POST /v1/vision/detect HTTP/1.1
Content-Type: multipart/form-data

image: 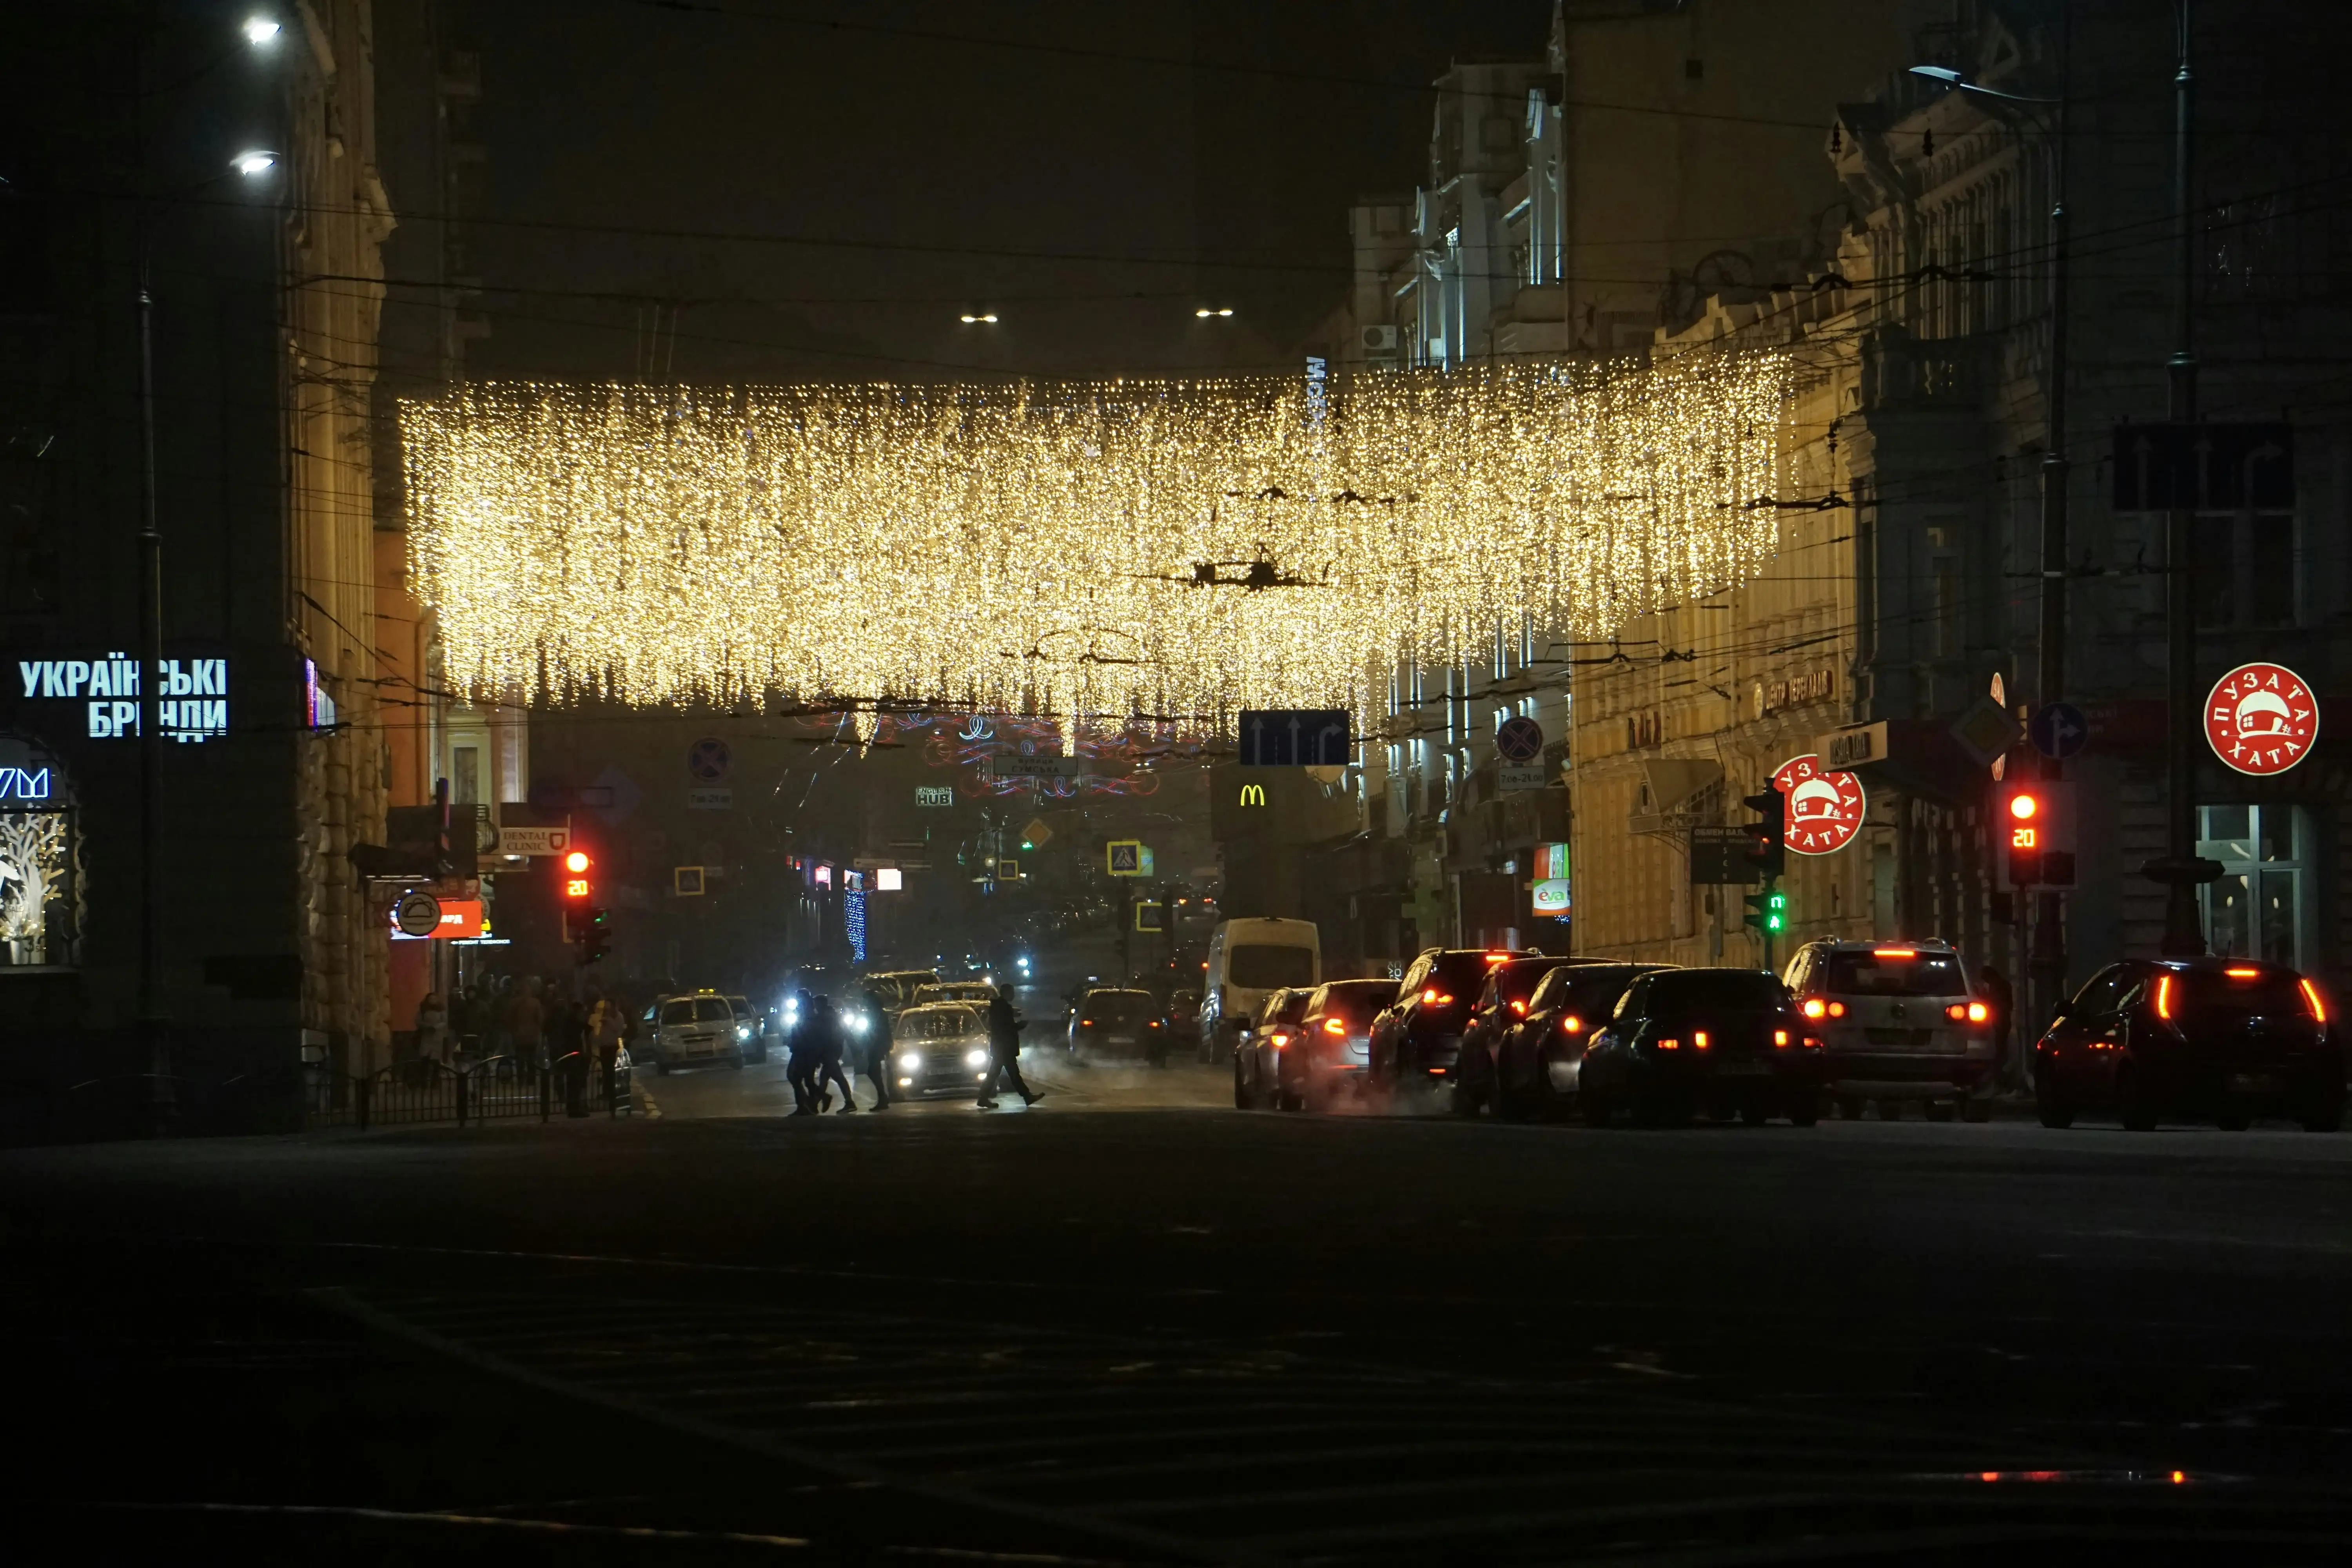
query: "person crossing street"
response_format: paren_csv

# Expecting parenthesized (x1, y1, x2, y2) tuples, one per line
(978, 992, 1040, 1110)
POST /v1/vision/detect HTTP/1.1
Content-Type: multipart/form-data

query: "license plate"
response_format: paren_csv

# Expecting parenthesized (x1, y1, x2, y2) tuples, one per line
(1718, 1062, 1770, 1078)
(2228, 1073, 2280, 1093)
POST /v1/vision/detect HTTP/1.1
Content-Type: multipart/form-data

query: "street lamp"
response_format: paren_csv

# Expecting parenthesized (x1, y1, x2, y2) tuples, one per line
(1194, 307, 1234, 318)
(958, 312, 998, 324)
(242, 16, 282, 46)
(231, 150, 278, 176)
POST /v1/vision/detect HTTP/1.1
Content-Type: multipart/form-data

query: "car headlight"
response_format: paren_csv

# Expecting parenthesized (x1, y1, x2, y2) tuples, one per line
(847, 1014, 868, 1033)
(897, 1051, 922, 1072)
(964, 1047, 988, 1067)
(736, 1025, 751, 1039)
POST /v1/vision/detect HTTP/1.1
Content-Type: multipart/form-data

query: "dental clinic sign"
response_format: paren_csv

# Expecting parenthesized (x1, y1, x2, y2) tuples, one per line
(17, 652, 230, 742)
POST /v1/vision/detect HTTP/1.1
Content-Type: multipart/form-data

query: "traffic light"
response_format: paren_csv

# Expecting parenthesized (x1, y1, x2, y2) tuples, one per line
(560, 849, 592, 938)
(1995, 782, 2076, 889)
(1743, 887, 1788, 936)
(1741, 785, 1786, 879)
(578, 906, 612, 965)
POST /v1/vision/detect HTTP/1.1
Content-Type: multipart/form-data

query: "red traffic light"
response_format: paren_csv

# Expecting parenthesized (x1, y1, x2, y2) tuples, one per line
(562, 848, 592, 900)
(564, 849, 591, 873)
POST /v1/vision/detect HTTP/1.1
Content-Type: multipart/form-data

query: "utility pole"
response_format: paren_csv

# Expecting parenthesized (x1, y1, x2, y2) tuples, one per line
(2153, 0, 2214, 955)
(137, 279, 169, 1131)
(2028, 5, 2076, 1036)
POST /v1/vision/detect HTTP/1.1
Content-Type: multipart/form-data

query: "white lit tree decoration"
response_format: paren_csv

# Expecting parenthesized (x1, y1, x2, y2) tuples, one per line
(0, 810, 65, 960)
(401, 358, 1790, 731)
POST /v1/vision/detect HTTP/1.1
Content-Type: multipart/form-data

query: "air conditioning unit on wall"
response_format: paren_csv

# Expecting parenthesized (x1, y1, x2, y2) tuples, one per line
(1361, 324, 1399, 353)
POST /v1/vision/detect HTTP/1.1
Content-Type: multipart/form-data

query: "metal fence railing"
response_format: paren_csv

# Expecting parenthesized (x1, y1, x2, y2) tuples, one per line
(303, 1050, 632, 1132)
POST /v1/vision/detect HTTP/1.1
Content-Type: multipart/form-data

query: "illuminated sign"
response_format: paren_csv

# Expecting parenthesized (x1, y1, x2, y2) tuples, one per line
(876, 867, 904, 891)
(304, 658, 337, 729)
(1771, 753, 1865, 856)
(17, 652, 230, 742)
(1533, 842, 1569, 880)
(915, 785, 955, 808)
(0, 766, 52, 804)
(387, 897, 485, 941)
(1532, 878, 1570, 916)
(1238, 783, 1266, 807)
(2205, 661, 2318, 776)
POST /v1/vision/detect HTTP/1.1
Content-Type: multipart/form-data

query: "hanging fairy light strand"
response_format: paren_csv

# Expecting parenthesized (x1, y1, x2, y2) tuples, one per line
(401, 355, 1791, 731)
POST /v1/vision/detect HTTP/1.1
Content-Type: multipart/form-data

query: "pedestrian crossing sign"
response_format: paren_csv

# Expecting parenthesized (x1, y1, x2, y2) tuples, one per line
(1107, 840, 1145, 876)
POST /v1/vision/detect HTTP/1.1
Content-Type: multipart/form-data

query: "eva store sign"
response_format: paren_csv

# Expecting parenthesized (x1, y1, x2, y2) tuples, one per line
(17, 653, 230, 742)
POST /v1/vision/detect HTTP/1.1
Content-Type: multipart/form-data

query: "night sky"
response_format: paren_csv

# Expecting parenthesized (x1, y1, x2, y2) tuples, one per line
(378, 0, 1555, 388)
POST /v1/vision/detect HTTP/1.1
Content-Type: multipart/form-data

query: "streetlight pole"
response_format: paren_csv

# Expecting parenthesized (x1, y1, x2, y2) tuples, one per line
(2157, 0, 2209, 956)
(136, 277, 168, 1128)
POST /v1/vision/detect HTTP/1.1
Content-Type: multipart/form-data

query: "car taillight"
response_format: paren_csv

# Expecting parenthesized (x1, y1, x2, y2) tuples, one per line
(1081, 1018, 1093, 1026)
(2300, 978, 2327, 1022)
(1510, 999, 1526, 1015)
(1801, 1035, 1824, 1049)
(1945, 1004, 1967, 1022)
(2154, 974, 2174, 1020)
(1422, 989, 1454, 1005)
(1693, 1030, 1710, 1050)
(1656, 1037, 1679, 1051)
(1967, 1001, 1989, 1023)
(1773, 1030, 1789, 1047)
(1270, 1031, 1290, 1048)
(2225, 966, 2261, 978)
(1323, 1018, 1347, 1036)
(1828, 1001, 1846, 1018)
(1560, 1014, 1583, 1034)
(1801, 997, 1826, 1019)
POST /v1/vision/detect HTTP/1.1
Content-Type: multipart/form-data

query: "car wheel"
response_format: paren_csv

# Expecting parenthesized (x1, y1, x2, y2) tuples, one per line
(1924, 1100, 1955, 1123)
(1232, 1058, 1252, 1110)
(2214, 1103, 2253, 1132)
(1579, 1086, 1612, 1127)
(2034, 1074, 2075, 1129)
(1836, 1095, 1865, 1120)
(1277, 1085, 1304, 1113)
(1739, 1100, 1768, 1126)
(2117, 1067, 2161, 1131)
(1876, 1098, 1903, 1121)
(1960, 1098, 1993, 1123)
(1785, 1086, 1820, 1127)
(2300, 1096, 2344, 1133)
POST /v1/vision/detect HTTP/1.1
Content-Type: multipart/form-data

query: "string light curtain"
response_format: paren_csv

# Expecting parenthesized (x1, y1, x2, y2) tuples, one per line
(402, 356, 1790, 730)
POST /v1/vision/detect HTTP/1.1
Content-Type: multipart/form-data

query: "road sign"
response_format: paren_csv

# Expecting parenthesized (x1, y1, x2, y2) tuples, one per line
(1238, 708, 1349, 766)
(1494, 714, 1544, 764)
(2205, 661, 2318, 776)
(1134, 900, 1163, 933)
(987, 755, 1081, 779)
(686, 737, 732, 782)
(1948, 696, 2023, 770)
(2112, 421, 2294, 511)
(915, 785, 955, 808)
(493, 823, 572, 857)
(1771, 753, 1866, 857)
(687, 787, 733, 810)
(1021, 817, 1053, 849)
(1106, 840, 1145, 876)
(1689, 825, 1763, 886)
(394, 891, 442, 938)
(2028, 702, 2089, 760)
(996, 858, 1020, 880)
(1497, 765, 1547, 791)
(673, 866, 706, 897)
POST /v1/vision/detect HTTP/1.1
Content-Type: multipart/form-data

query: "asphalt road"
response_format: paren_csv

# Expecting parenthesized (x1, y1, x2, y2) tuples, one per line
(5, 1047, 2350, 1564)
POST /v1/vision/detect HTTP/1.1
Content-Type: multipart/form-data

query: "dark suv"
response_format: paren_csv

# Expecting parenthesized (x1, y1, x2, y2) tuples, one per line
(1579, 967, 1822, 1126)
(2035, 958, 2343, 1131)
(1494, 961, 1677, 1120)
(1367, 947, 1536, 1103)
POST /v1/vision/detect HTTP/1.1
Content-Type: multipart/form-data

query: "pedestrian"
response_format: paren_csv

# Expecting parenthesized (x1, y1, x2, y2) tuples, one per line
(978, 992, 1040, 1110)
(786, 989, 826, 1116)
(555, 997, 592, 1116)
(592, 997, 625, 1110)
(509, 978, 546, 1073)
(858, 980, 895, 1111)
(415, 990, 449, 1067)
(1976, 962, 2016, 1088)
(813, 996, 858, 1113)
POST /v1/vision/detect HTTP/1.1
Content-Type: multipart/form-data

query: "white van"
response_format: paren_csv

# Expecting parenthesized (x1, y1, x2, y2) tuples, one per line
(1198, 918, 1321, 1062)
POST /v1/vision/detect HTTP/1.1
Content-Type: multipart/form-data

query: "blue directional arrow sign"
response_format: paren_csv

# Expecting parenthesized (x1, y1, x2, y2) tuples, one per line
(2029, 702, 2089, 761)
(1238, 709, 1350, 766)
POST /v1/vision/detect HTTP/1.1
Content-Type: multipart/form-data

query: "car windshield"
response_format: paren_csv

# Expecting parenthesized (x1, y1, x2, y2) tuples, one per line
(1543, 967, 1653, 1016)
(897, 1007, 982, 1040)
(661, 998, 733, 1025)
(1822, 951, 1968, 997)
(1230, 943, 1315, 989)
(1484, 960, 1554, 1008)
(2181, 967, 2309, 1018)
(1318, 980, 1399, 1022)
(1648, 971, 1788, 1014)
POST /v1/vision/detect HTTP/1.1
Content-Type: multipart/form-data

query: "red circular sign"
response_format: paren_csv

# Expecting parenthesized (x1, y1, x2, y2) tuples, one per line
(1772, 753, 1866, 856)
(2205, 661, 2319, 776)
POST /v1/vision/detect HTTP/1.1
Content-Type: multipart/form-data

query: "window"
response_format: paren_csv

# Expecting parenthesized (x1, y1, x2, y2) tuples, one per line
(452, 744, 481, 804)
(2199, 804, 2311, 968)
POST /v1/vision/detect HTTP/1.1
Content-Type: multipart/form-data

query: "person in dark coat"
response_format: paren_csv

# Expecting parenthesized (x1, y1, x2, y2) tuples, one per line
(978, 993, 1040, 1109)
(1976, 963, 2016, 1088)
(786, 989, 825, 1116)
(813, 996, 858, 1114)
(856, 981, 894, 1110)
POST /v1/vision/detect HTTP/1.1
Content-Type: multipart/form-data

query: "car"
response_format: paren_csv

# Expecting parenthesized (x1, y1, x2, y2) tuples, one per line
(1286, 978, 1401, 1111)
(889, 1002, 997, 1099)
(642, 991, 746, 1075)
(1232, 986, 1314, 1108)
(2033, 958, 2343, 1131)
(1366, 947, 1539, 1103)
(1068, 987, 1169, 1063)
(1166, 987, 1202, 1057)
(1493, 961, 1678, 1120)
(913, 980, 998, 1008)
(1577, 967, 1822, 1126)
(1198, 917, 1321, 1063)
(862, 969, 943, 1017)
(724, 994, 773, 1064)
(1448, 956, 1587, 1115)
(1781, 940, 1996, 1122)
